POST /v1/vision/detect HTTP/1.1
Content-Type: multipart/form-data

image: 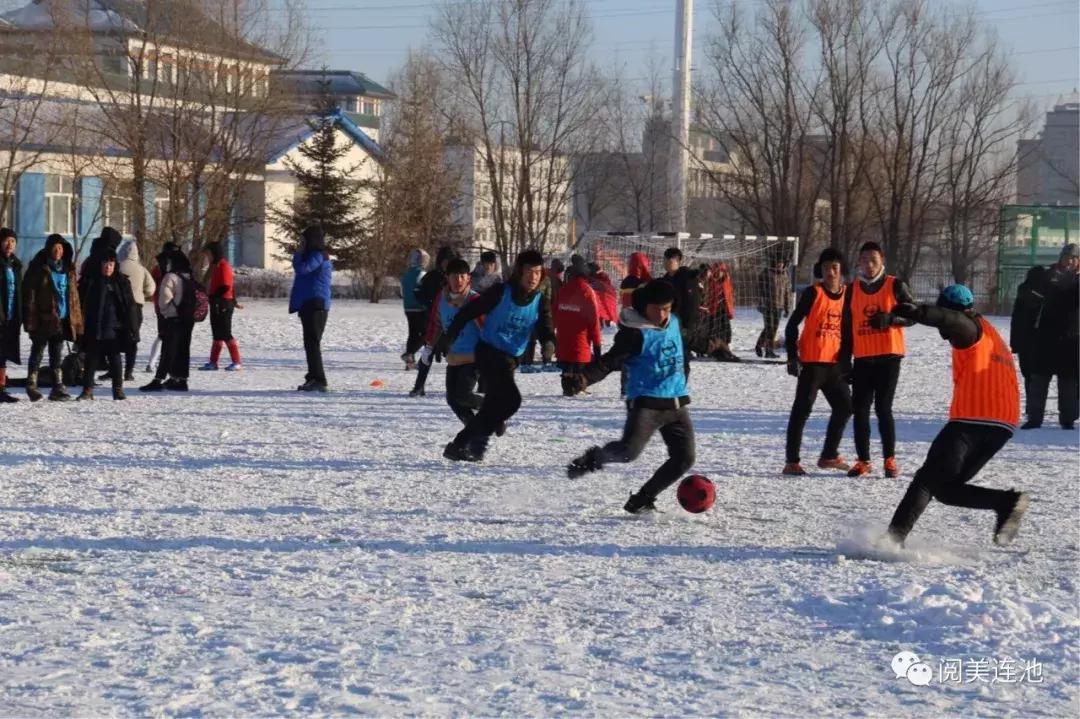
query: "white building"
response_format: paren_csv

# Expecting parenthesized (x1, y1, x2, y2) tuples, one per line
(445, 144, 572, 254)
(0, 0, 388, 271)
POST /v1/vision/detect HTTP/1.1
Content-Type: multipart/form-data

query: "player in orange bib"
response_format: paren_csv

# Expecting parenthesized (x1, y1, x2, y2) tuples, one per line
(879, 285, 1029, 546)
(781, 248, 853, 475)
(840, 241, 916, 478)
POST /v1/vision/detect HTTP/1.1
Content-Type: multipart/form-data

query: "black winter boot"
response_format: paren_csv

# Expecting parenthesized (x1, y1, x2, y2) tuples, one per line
(49, 383, 72, 402)
(993, 491, 1030, 546)
(76, 388, 94, 401)
(443, 442, 481, 462)
(112, 386, 127, 401)
(26, 372, 42, 402)
(164, 378, 188, 391)
(140, 379, 165, 392)
(567, 446, 604, 479)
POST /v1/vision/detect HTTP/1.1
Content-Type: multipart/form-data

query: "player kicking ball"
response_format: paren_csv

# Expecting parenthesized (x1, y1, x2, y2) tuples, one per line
(878, 285, 1029, 546)
(565, 279, 695, 514)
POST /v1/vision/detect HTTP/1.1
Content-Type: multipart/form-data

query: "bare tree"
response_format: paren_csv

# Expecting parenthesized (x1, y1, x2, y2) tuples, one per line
(936, 39, 1033, 285)
(434, 0, 603, 263)
(696, 0, 827, 243)
(365, 52, 461, 302)
(858, 0, 981, 278)
(808, 0, 882, 259)
(0, 37, 59, 226)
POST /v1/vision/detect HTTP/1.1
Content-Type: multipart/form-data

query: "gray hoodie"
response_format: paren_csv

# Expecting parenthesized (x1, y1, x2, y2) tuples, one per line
(118, 240, 157, 306)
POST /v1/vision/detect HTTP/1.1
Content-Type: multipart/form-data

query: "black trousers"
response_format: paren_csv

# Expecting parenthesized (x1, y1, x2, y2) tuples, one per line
(210, 298, 235, 342)
(28, 333, 64, 375)
(155, 318, 194, 380)
(852, 356, 902, 461)
(83, 337, 123, 389)
(560, 361, 586, 396)
(785, 363, 852, 463)
(446, 363, 482, 424)
(404, 310, 426, 356)
(300, 307, 328, 384)
(1024, 373, 1080, 428)
(454, 342, 520, 449)
(124, 304, 143, 376)
(758, 309, 781, 348)
(599, 404, 696, 501)
(888, 421, 1014, 541)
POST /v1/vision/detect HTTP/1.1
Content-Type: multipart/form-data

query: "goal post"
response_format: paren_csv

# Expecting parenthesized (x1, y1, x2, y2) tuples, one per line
(568, 232, 799, 311)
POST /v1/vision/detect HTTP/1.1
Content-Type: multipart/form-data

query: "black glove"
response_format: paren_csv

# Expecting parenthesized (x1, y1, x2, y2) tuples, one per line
(434, 332, 452, 357)
(787, 359, 800, 378)
(541, 340, 555, 364)
(891, 302, 919, 320)
(868, 312, 893, 330)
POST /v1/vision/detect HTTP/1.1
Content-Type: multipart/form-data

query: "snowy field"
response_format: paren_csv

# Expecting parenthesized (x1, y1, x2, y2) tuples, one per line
(0, 299, 1076, 717)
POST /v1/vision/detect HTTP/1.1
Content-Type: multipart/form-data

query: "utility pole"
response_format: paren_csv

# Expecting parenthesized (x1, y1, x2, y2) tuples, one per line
(669, 0, 693, 234)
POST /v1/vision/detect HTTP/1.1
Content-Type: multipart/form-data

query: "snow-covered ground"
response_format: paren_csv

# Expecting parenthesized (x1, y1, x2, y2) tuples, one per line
(0, 300, 1076, 717)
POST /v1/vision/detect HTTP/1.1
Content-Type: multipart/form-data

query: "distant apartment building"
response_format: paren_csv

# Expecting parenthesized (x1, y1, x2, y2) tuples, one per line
(270, 70, 395, 142)
(445, 144, 572, 252)
(1017, 92, 1080, 206)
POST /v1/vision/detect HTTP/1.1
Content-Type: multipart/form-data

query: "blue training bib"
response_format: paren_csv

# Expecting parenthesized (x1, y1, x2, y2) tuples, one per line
(480, 285, 540, 357)
(440, 291, 480, 355)
(625, 314, 687, 400)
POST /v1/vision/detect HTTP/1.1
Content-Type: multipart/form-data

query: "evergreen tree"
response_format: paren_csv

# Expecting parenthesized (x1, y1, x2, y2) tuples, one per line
(271, 78, 367, 267)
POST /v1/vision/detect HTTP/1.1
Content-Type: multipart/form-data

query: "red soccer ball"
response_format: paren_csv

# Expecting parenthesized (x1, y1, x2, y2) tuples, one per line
(676, 474, 715, 514)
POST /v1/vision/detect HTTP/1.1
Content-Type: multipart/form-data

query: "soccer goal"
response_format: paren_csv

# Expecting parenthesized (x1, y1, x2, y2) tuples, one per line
(570, 232, 799, 310)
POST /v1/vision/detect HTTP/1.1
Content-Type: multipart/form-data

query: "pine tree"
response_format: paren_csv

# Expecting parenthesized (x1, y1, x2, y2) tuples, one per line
(271, 78, 367, 267)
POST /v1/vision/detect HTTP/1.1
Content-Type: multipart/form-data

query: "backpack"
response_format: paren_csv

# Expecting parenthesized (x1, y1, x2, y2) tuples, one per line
(177, 275, 209, 322)
(61, 343, 83, 387)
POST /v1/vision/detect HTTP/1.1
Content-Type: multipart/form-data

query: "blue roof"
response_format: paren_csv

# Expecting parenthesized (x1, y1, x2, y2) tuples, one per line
(265, 108, 384, 164)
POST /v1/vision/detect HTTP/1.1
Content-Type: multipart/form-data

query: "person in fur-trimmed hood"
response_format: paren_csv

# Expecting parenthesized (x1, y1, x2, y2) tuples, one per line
(564, 279, 697, 514)
(23, 233, 83, 401)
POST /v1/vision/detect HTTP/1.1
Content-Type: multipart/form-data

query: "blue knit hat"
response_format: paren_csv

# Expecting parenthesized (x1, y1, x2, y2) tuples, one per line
(937, 284, 974, 311)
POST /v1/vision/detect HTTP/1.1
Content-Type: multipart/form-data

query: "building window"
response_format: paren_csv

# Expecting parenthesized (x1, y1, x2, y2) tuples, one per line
(103, 184, 134, 236)
(153, 186, 170, 229)
(361, 98, 378, 116)
(101, 53, 128, 77)
(45, 175, 74, 235)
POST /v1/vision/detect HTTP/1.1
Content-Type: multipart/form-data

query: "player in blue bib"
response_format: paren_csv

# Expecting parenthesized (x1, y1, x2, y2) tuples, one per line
(441, 250, 555, 461)
(420, 258, 484, 424)
(564, 279, 697, 514)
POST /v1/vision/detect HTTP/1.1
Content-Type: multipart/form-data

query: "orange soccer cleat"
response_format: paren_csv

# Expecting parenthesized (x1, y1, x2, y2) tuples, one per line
(884, 457, 900, 478)
(782, 462, 807, 476)
(847, 460, 873, 477)
(817, 456, 851, 471)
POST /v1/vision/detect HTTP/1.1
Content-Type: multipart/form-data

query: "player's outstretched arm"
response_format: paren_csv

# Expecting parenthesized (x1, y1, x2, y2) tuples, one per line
(580, 326, 644, 387)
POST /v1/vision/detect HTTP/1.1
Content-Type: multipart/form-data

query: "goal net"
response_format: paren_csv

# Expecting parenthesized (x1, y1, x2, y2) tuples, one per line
(569, 232, 800, 311)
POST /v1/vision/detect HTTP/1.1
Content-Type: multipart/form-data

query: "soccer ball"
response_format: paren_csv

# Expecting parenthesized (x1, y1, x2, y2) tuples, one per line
(676, 474, 715, 513)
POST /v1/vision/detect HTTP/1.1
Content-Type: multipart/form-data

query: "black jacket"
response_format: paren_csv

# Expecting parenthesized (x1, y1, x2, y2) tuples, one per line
(78, 272, 139, 344)
(662, 267, 702, 337)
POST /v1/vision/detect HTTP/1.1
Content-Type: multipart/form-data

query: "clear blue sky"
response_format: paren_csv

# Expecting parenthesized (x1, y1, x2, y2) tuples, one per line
(297, 0, 1079, 114)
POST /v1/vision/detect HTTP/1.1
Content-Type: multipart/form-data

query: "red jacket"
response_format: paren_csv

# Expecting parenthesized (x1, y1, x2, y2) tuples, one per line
(620, 252, 653, 308)
(588, 271, 618, 324)
(704, 262, 735, 319)
(554, 276, 601, 363)
(208, 259, 235, 300)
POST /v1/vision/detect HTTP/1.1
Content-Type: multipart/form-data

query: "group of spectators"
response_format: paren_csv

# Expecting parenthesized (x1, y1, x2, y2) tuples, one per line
(1010, 243, 1080, 430)
(0, 226, 245, 402)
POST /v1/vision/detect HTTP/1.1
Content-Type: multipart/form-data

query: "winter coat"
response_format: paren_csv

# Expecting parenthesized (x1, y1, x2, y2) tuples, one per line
(79, 271, 139, 344)
(23, 242, 83, 341)
(415, 269, 446, 311)
(0, 252, 22, 363)
(117, 240, 156, 306)
(554, 275, 602, 363)
(80, 226, 124, 279)
(664, 266, 703, 338)
(757, 266, 791, 314)
(620, 252, 653, 308)
(1032, 263, 1080, 377)
(157, 272, 187, 319)
(401, 266, 426, 312)
(587, 271, 618, 324)
(289, 251, 333, 314)
(704, 262, 735, 319)
(207, 258, 235, 301)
